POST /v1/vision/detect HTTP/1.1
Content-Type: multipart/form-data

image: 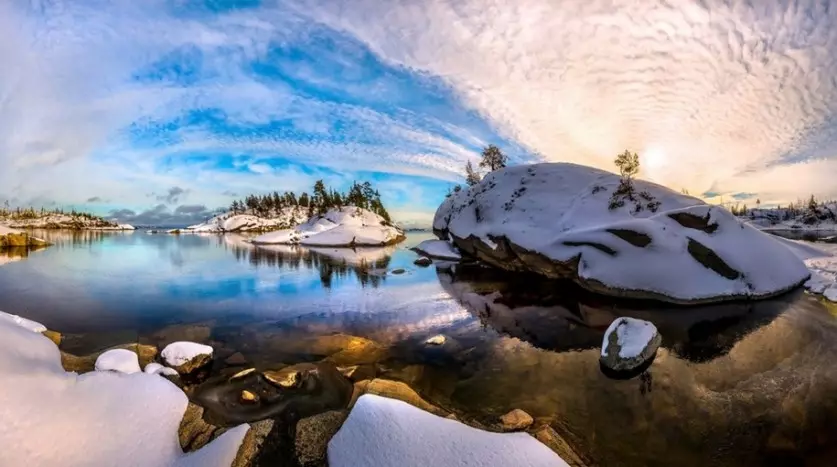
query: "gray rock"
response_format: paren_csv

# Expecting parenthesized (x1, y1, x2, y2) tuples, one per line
(414, 256, 432, 267)
(295, 410, 348, 466)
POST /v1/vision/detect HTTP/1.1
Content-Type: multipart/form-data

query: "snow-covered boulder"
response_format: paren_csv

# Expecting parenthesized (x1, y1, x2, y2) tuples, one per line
(161, 341, 213, 374)
(411, 239, 462, 260)
(414, 256, 432, 266)
(328, 394, 568, 467)
(0, 310, 47, 333)
(433, 163, 810, 304)
(95, 348, 142, 374)
(144, 362, 179, 376)
(600, 317, 661, 372)
(0, 316, 248, 466)
(252, 207, 405, 247)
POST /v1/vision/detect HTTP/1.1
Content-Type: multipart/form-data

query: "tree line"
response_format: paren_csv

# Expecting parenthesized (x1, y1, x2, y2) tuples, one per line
(229, 180, 392, 222)
(0, 203, 100, 221)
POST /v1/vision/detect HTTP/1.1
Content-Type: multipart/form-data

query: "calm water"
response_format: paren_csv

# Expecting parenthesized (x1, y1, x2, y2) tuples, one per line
(3, 230, 837, 466)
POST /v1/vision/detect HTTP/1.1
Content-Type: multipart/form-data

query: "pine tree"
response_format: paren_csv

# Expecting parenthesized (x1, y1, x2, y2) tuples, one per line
(479, 145, 507, 172)
(299, 192, 310, 207)
(614, 150, 640, 180)
(465, 160, 481, 186)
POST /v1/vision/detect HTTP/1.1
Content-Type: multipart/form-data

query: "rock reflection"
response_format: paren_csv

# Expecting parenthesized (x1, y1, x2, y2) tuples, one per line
(436, 264, 796, 364)
(223, 236, 394, 289)
(0, 246, 48, 266)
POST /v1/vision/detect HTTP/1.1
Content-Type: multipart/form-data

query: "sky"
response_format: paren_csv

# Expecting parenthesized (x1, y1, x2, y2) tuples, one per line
(3, 0, 837, 226)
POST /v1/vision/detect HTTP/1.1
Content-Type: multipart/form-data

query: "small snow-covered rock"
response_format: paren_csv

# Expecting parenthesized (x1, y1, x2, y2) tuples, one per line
(252, 207, 404, 247)
(424, 335, 446, 346)
(95, 349, 142, 374)
(600, 317, 661, 372)
(328, 394, 568, 467)
(499, 409, 534, 431)
(144, 362, 179, 376)
(162, 341, 214, 374)
(414, 256, 433, 267)
(412, 239, 462, 260)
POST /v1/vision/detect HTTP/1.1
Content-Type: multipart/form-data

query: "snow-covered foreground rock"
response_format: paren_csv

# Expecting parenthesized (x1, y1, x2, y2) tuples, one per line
(411, 239, 462, 260)
(95, 348, 142, 374)
(162, 341, 213, 374)
(0, 315, 248, 467)
(328, 394, 568, 467)
(600, 317, 661, 372)
(433, 163, 810, 304)
(253, 207, 405, 247)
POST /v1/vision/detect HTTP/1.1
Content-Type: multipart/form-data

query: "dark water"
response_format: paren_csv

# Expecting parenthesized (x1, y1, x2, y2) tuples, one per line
(3, 230, 837, 466)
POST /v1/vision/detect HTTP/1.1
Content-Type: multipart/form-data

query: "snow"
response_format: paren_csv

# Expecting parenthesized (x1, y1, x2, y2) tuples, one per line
(161, 341, 213, 367)
(180, 207, 309, 233)
(601, 317, 658, 359)
(0, 317, 248, 467)
(95, 349, 142, 374)
(412, 239, 462, 260)
(0, 310, 47, 333)
(252, 207, 403, 247)
(0, 224, 21, 236)
(328, 394, 568, 467)
(433, 163, 811, 303)
(776, 239, 837, 301)
(1, 213, 126, 230)
(144, 363, 179, 376)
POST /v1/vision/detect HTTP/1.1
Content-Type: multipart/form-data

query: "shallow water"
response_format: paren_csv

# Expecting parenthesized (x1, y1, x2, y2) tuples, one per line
(3, 230, 837, 466)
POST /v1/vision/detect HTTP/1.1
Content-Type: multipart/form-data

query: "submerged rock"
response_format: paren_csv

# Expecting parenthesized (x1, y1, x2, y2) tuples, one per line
(499, 408, 534, 431)
(432, 163, 810, 304)
(413, 256, 433, 267)
(600, 317, 661, 373)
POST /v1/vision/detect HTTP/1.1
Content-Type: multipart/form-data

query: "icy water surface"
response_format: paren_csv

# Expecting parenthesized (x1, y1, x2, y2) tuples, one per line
(3, 230, 837, 466)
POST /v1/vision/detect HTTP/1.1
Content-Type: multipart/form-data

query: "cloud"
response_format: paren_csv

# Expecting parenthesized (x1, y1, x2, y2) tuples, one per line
(86, 196, 103, 203)
(107, 203, 222, 227)
(156, 186, 188, 204)
(298, 0, 837, 201)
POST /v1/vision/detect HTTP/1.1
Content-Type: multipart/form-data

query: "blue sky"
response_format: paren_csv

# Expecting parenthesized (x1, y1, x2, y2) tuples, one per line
(3, 0, 837, 225)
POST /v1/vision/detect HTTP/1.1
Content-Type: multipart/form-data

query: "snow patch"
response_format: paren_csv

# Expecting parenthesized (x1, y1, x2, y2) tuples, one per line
(161, 341, 213, 367)
(328, 394, 568, 467)
(144, 362, 179, 376)
(252, 207, 403, 247)
(95, 349, 142, 374)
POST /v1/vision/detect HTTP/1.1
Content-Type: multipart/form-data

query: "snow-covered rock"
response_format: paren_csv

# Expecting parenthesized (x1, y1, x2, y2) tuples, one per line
(413, 256, 432, 266)
(1, 212, 126, 230)
(600, 317, 661, 372)
(0, 317, 249, 466)
(180, 207, 310, 233)
(95, 349, 142, 374)
(0, 310, 47, 333)
(161, 341, 214, 374)
(411, 239, 462, 260)
(252, 207, 404, 247)
(144, 362, 179, 376)
(771, 237, 837, 302)
(328, 394, 567, 467)
(433, 163, 810, 304)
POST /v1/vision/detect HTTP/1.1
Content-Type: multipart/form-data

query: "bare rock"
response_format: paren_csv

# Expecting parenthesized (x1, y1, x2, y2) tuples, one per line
(362, 378, 448, 417)
(413, 256, 432, 267)
(42, 330, 62, 346)
(295, 410, 348, 466)
(499, 408, 534, 431)
(532, 425, 588, 467)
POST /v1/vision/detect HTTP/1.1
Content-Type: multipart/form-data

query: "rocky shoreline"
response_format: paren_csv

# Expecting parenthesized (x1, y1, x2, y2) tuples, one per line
(45, 324, 588, 467)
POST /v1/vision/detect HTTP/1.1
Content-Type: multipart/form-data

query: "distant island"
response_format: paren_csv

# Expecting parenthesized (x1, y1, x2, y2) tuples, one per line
(0, 207, 135, 231)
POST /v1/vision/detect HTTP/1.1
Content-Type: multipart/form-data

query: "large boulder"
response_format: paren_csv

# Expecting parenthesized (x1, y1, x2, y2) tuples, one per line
(0, 226, 50, 248)
(432, 163, 810, 304)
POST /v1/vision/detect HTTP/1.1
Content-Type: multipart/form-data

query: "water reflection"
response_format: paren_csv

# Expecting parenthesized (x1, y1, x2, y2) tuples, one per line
(0, 246, 49, 267)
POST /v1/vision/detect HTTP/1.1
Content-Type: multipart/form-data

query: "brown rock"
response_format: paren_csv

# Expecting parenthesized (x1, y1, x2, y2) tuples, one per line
(225, 352, 248, 366)
(363, 379, 448, 417)
(42, 330, 62, 346)
(60, 343, 158, 373)
(179, 403, 224, 452)
(295, 410, 348, 466)
(499, 408, 534, 431)
(531, 425, 588, 467)
(231, 419, 274, 467)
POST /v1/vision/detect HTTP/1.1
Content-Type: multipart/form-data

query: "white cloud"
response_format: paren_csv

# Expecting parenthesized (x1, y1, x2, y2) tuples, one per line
(297, 0, 837, 200)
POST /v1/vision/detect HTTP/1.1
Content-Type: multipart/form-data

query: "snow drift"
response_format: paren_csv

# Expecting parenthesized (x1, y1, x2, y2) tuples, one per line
(252, 207, 404, 247)
(433, 163, 810, 304)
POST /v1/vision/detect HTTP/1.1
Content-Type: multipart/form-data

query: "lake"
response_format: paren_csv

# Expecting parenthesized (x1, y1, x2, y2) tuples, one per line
(2, 230, 837, 466)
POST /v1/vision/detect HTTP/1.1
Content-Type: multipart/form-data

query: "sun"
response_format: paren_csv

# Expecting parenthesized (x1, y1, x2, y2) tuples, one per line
(641, 146, 667, 174)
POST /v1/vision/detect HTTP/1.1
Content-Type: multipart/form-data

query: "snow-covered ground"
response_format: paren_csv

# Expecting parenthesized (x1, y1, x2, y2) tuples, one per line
(412, 239, 462, 260)
(252, 207, 404, 247)
(0, 313, 248, 466)
(742, 205, 837, 231)
(0, 213, 133, 230)
(329, 394, 568, 467)
(433, 163, 811, 304)
(180, 207, 309, 233)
